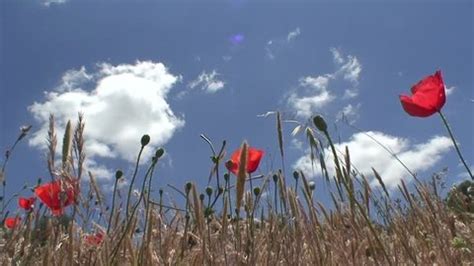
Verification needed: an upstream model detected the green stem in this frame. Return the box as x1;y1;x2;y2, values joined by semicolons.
106;178;119;235
438;111;473;180
125;146;145;218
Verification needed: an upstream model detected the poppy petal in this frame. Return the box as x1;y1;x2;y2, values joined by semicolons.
4;217;21;229
226;147;264;175
400;70;446;117
18;197;36;211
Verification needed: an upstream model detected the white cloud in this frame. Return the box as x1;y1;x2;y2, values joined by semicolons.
188;70;225;93
42;0;68;6
288;91;335;118
336;103;361;124
265;27;301;59
57;66;93;92
287;27;301;42
299;75;332;90
28;61;184;180
288;48;362;118
293;131;452;188
445;86;455;96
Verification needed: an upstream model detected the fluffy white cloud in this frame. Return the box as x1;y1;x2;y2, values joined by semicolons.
288;91;335;118
288;48;362;118
188;70;225;93
28;61;184;180
293;131;452;188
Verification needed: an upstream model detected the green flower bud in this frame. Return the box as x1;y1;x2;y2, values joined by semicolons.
293;171;299;180
141;134;151;146
309;181;316;191
224;173;230;182
115;170;123;180
185;182;192;194
205;186;213;196
272;174;279;183
253;187;261;197
313;115;328;132
199;193;205;202
155;148;165;158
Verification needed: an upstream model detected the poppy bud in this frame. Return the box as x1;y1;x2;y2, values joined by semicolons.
313;115;327;132
224;173;230;182
155;148;165;159
272;174;278;183
115;170;123;180
199;193;205;202
218;186;224;194
309;181;316;191
185;182;192;194
253;187;261;197
293;171;299;180
159;189;163;196
205;186;213;196
140;135;151;146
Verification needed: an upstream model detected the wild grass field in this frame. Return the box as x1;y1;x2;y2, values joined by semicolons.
0;72;473;265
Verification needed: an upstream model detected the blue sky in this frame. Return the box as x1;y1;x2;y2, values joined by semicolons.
1;0;472;208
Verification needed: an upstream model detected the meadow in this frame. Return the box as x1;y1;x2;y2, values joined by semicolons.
0;72;473;265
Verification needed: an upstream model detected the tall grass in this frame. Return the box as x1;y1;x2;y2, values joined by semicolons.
0;114;472;265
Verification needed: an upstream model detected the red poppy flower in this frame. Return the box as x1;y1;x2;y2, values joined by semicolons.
399;70;446;117
4;217;21;229
18;197;36;211
85;232;104;246
226;147;264;175
34;179;78;216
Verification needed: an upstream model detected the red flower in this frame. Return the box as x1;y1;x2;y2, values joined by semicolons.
34;179;78;216
85;232;104;246
399;70;446;117
18;197;36;211
4;217;21;229
226;147;264;175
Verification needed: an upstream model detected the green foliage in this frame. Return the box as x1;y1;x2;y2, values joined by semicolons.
446;180;474;213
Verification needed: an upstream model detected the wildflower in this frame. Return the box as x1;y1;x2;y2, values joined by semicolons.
399;70;446;117
85;232;104;246
18;196;36;211
4;217;21;229
34;179;78;216
226;147;264;175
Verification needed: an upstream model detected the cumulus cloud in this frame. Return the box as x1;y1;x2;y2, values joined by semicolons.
28;61;184;180
293;131;452;188
288;48;362;118
188;70;225;93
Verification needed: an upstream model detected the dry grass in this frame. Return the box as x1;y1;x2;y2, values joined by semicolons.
0;114;473;265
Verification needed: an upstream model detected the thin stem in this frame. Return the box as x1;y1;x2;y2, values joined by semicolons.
125;146;145;218
438;111;473;180
107;178;119;235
